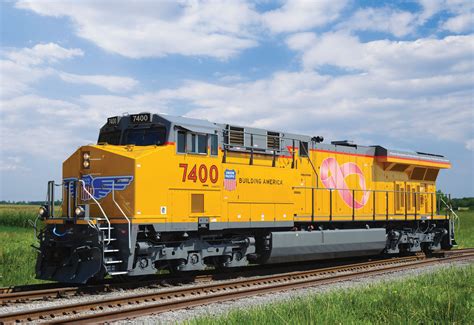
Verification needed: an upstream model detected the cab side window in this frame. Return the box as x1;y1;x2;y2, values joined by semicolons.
177;131;186;153
210;134;218;156
177;130;212;155
197;134;207;154
299;141;309;157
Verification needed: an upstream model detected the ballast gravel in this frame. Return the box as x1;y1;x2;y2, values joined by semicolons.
0;259;471;324
119;260;473;324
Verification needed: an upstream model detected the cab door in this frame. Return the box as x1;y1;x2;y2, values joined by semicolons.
405;182;416;216
293;173;312;217
417;184;427;215
394;181;406;215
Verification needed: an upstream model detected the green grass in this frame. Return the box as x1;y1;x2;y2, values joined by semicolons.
455;211;474;248
0;226;47;287
0;205;56;286
191;265;474;325
0;205;40;228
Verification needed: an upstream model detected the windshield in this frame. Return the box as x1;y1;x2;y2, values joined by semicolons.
97;130;121;145
122;127;167;146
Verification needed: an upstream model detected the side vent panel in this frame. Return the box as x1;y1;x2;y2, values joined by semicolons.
228;126;244;146
267;131;280;151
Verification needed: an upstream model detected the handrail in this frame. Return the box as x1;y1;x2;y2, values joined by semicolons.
440;195;459;227
292;186;437;194
78;180;111;246
112;182;132;252
220;128;310;159
220;128;308;143
291;186;446;221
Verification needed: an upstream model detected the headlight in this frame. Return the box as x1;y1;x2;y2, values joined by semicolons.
75;206;85;217
38;205;49;218
82;151;90;169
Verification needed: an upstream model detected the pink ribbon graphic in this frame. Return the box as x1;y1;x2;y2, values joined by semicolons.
320;157;369;209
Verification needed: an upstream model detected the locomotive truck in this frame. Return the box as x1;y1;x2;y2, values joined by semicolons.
35;113;455;283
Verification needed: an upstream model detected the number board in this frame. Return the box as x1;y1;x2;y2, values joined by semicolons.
107;116;121;125
130;113;152;124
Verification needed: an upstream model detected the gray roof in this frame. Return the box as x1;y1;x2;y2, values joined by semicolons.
161;114;217;134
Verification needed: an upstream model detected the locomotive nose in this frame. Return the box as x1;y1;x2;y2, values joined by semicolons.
62;145;136;219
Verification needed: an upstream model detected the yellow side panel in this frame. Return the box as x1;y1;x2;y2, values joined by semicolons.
170;190;189;220
275;204;293;222
250;203;274;223
228;203;251;223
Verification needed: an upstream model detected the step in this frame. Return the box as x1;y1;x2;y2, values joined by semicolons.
103;238;117;241
108;271;128;275
99;227;115;230
104;249;120;253
105;260;123;264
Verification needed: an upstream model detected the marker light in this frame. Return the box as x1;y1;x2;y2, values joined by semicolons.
75;206;85;217
83;160;90;168
83;152;90;160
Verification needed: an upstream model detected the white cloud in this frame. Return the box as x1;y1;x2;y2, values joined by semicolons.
16;0;261;59
1;43;139;97
337;1;473;37
0;59;51;98
262;0;348;33
286;32;317;51
58;72;138;92
417;0;445;24
4;42;83;66
418;0;474;33
339;7;418;37
0;94;96;159
147;70;472;146
0;157;31;172
287;32;474;78
442;13;473;33
0;43;82;99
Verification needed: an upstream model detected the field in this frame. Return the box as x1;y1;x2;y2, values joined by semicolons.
455;210;474;248
191;265;474;324
0;206;473;287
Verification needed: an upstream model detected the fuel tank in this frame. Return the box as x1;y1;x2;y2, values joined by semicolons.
264;228;387;264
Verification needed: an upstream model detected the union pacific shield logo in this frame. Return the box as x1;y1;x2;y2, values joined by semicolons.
224;169;236;191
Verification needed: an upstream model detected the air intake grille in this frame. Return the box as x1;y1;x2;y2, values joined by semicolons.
228;126;244;146
267;131;280;150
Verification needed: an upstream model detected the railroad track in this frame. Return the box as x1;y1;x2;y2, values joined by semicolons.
0;274;205;305
1;250;472;324
0;254;398;305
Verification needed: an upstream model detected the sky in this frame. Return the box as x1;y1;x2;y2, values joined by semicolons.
0;0;473;201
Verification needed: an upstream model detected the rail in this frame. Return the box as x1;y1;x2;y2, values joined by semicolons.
292;186;453;223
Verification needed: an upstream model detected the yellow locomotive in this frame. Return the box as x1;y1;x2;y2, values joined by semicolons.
36;113;454;283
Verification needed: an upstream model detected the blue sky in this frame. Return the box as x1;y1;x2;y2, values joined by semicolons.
0;0;473;200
